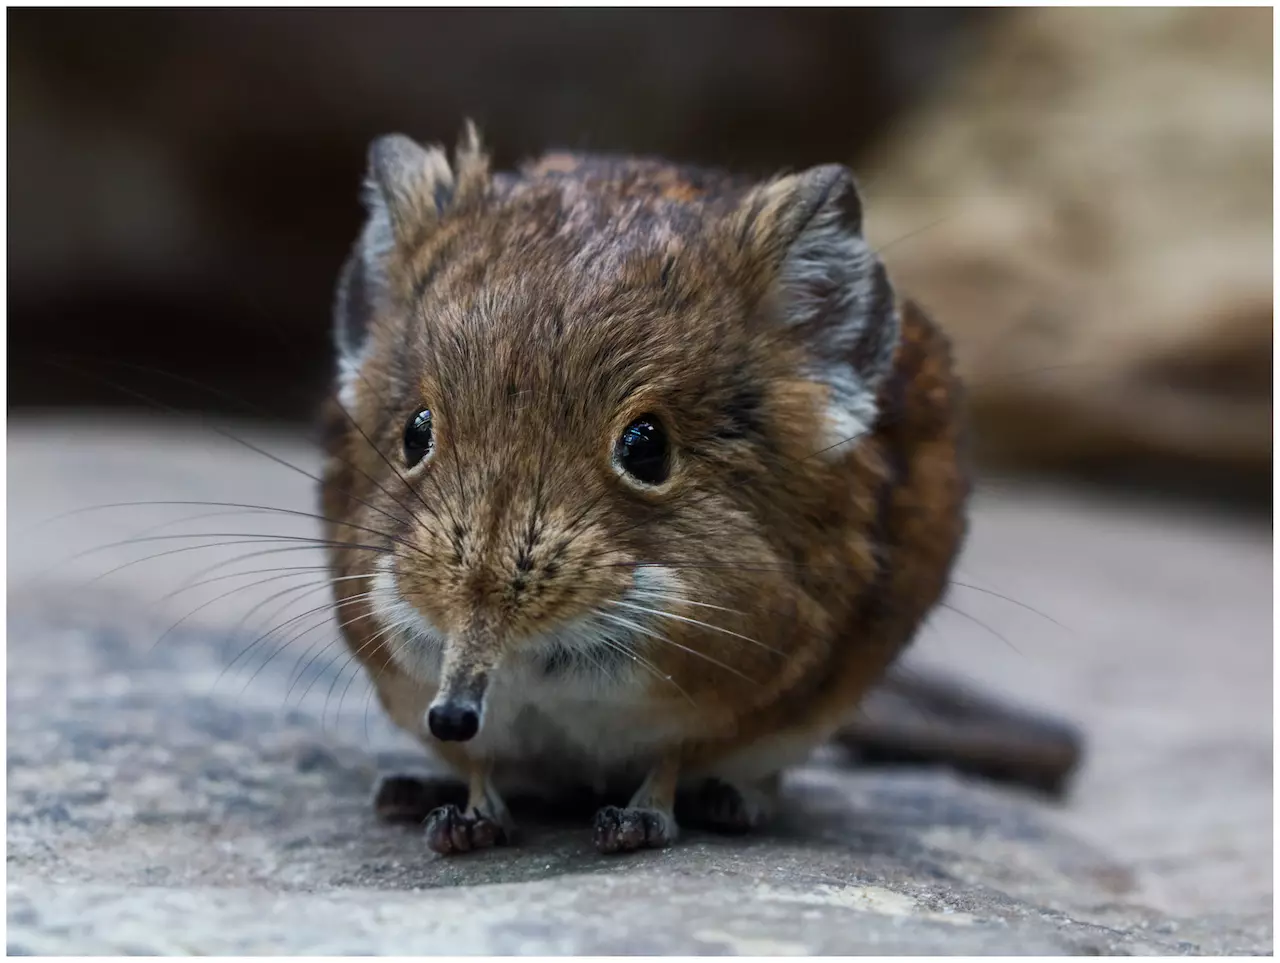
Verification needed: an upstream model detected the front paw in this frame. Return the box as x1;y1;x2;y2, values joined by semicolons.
424;803;510;855
593;805;677;854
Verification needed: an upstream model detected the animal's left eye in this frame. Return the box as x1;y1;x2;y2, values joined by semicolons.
614;415;670;485
403;408;435;467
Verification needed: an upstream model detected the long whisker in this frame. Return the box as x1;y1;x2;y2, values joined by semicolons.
239;600;381;701
328;578;434;724
935;601;1021;655
254;576;378;681
30;499;428;565
218;590;372;686
626;589;746;619
232;594;382;704
357;612;431;737
946;579;1069;633
224;573;356;649
408;298;470;534
616;562;1066;636
318;619;404;729
286;606;390;704
38;531;389;590
287;631;352;703
606;425;878;548
166;571;374;666
46;356;435;536
594;610;758;685
609;599;784;658
160;544;379;596
343;363;456;532
582;618;695;705
153;568;342;652
150;546;386;605
158;565;334;603
354;625;412;746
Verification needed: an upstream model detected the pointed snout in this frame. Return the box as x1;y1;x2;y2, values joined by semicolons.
426;634;496;744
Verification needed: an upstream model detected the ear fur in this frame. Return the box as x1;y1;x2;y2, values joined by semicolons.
333;123;489;392
743;165;900;453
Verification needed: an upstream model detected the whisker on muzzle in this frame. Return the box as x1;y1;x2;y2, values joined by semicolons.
608;598;784;657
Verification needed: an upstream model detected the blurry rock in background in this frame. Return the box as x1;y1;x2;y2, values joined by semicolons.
8;8;1271;505
863;7;1271;502
9;8;980;415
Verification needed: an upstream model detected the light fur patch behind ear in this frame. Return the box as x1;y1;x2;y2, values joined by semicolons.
814;397;877;459
335;349;365;413
750;165;900;458
781;201;889;456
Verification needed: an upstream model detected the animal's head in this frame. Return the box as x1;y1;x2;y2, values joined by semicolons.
327;126;900;741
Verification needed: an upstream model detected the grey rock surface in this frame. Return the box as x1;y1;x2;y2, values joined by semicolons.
7;416;1272;954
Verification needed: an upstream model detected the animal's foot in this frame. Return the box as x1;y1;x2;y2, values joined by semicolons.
424;803;510;855
372;774;467;824
593;805;677;854
677;777;771;835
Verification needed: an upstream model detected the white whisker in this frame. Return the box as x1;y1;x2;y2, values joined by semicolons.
608;599;783;657
595;610;757;685
585;616;696;704
626;590;746;618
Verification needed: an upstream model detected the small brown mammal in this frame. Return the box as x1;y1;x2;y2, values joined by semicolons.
320;125;968;855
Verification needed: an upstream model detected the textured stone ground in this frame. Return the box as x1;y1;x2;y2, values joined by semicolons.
7;415;1272;954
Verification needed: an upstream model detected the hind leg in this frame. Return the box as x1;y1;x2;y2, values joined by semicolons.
372;773;467;823
677;773;779;834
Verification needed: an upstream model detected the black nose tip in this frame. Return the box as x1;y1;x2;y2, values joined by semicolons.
427;702;480;742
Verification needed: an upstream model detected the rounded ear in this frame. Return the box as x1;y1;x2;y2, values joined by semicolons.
365;133;458;248
739;165;900;453
333;124;489;383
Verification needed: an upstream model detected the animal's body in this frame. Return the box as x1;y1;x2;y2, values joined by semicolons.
320;126;968;854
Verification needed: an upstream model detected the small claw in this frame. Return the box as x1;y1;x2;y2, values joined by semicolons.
425;803;508;855
593;805;674;854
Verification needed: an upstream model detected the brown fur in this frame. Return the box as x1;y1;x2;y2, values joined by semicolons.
320;128;968;852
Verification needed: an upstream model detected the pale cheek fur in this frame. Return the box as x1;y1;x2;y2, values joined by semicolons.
370;558;444;682
369;558;699;784
370;557;688;682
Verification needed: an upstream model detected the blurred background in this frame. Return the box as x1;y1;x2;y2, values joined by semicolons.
6;10;1274;947
8;7;1272;508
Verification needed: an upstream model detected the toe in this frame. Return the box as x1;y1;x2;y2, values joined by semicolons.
593;806;674;854
424;803;509;855
593;806;623;853
641;809;672;846
450;815;472;853
616;809;649;850
424;804;462;854
469;808;507;848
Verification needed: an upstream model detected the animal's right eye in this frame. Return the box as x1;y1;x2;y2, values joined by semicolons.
403;408;435;467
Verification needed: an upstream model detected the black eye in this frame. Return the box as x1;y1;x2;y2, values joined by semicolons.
614;415;670;486
403;408;435;467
